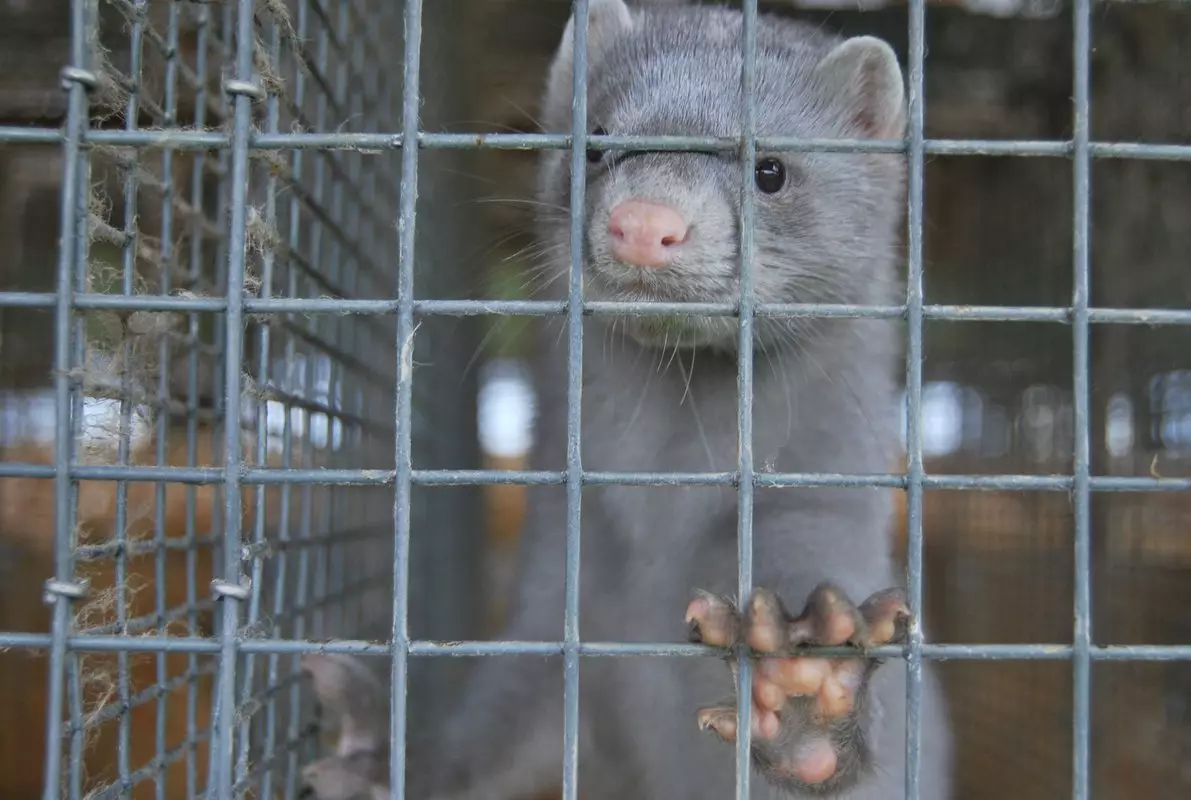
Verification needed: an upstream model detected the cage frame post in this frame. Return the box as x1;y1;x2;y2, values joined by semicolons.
1071;0;1094;796
389;0;424;795
151;1;187;796
205;0;260;792
562;2;591;798
234;10;285;795
904;0;928;797
732;2;760;797
41;0;93;796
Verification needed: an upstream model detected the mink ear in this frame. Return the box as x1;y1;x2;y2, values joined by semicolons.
812;36;906;140
299;654;390;799
300;755;388;800
301;653;387;755
544;0;634;124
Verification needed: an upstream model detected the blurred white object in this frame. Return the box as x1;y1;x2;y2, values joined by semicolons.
477;358;536;459
0;352;355;457
0;389;153;452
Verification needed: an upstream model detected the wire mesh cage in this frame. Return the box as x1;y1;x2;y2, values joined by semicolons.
0;0;1189;799
0;0;481;797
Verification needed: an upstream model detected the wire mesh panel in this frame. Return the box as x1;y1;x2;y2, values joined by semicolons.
0;0;1188;799
422;1;1191;799
0;0;480;797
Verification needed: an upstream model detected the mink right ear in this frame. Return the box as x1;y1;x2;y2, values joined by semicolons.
301;653;387;756
543;0;634;123
298;654;390;799
812;36;907;140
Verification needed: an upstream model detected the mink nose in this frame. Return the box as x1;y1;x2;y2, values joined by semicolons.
606;199;690;269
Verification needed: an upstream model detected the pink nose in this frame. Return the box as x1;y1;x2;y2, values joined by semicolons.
607;199;690;269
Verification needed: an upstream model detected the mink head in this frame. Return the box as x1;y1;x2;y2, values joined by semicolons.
535;0;908;353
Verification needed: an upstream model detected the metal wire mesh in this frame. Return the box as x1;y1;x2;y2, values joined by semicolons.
0;0;1188;798
0;0;478;797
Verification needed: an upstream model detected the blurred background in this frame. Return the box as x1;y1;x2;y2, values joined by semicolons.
1;0;1189;798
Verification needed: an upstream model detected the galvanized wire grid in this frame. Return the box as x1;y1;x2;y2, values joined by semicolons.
1;0;419;797
0;0;1190;798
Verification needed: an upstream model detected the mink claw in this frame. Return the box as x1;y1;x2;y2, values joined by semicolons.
696;705;738;743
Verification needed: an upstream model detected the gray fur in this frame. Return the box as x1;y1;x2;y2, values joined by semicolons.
302;2;954;798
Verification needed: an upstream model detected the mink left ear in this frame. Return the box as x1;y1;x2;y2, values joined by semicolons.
543;0;635;125
301;653;387;756
812;36;907;140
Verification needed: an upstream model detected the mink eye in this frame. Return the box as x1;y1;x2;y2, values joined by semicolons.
754;157;786;194
587;127;607;164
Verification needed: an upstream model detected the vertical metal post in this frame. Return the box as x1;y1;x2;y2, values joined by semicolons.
42;0;90;795
306;0;333;645
563;2;590;797
905;0;928;798
154;0;184;795
283;0;316;792
735;2;759;798
184;4;214;795
113;1;151;789
237;9;284;793
206;0;260;791
1071;0;1094;796
391;0;424;794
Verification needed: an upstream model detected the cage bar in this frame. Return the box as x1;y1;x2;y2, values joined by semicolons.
562;1;590;798
389;0;423;794
4;460;1190;492
5;629;1191;661
733;2;760;796
1070;0;1094;796
41;0;91;795
203;0;258;793
4;126;1191;163
904;0;928;796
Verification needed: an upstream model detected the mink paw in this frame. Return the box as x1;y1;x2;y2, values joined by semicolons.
685;582;910;794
